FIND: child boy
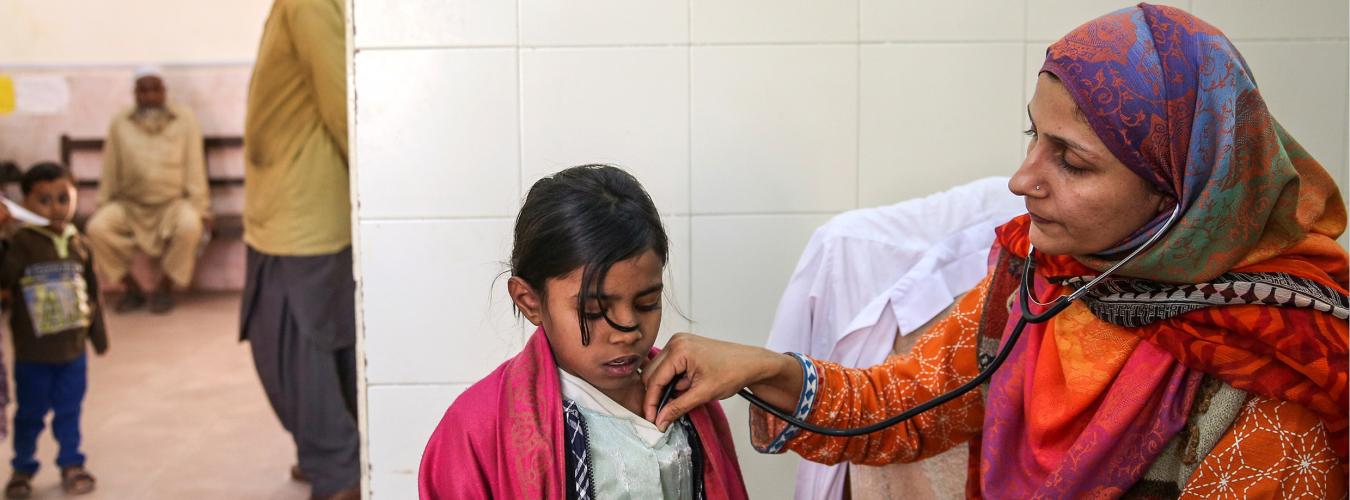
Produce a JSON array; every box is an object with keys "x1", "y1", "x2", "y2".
[{"x1": 1, "y1": 163, "x2": 107, "y2": 498}]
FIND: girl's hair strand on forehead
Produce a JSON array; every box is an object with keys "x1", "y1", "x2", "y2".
[{"x1": 509, "y1": 164, "x2": 669, "y2": 345}]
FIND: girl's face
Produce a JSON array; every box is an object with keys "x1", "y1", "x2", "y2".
[{"x1": 509, "y1": 249, "x2": 664, "y2": 398}]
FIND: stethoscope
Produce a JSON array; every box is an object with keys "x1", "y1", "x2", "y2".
[{"x1": 659, "y1": 205, "x2": 1182, "y2": 437}]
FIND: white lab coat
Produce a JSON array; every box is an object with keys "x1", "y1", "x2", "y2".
[{"x1": 765, "y1": 177, "x2": 1024, "y2": 500}]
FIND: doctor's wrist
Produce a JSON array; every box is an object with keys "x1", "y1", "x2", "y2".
[{"x1": 745, "y1": 351, "x2": 807, "y2": 412}]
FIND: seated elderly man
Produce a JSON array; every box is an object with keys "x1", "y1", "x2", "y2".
[{"x1": 86, "y1": 67, "x2": 210, "y2": 314}]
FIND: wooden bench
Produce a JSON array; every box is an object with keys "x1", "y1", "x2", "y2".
[{"x1": 58, "y1": 134, "x2": 244, "y2": 239}]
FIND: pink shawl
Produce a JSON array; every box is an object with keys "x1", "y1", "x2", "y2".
[{"x1": 419, "y1": 327, "x2": 749, "y2": 499}]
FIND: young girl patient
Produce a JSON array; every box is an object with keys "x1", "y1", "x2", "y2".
[{"x1": 419, "y1": 165, "x2": 747, "y2": 499}]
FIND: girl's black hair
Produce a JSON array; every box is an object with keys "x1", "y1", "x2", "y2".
[{"x1": 510, "y1": 165, "x2": 668, "y2": 345}]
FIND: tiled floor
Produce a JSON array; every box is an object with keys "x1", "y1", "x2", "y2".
[{"x1": 2, "y1": 292, "x2": 310, "y2": 500}]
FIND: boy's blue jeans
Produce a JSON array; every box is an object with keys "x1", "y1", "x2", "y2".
[{"x1": 11, "y1": 354, "x2": 87, "y2": 474}]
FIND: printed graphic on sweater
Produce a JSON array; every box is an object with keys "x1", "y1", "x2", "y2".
[{"x1": 20, "y1": 261, "x2": 90, "y2": 336}]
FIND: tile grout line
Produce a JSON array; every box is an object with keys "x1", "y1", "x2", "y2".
[
  {"x1": 349, "y1": 38, "x2": 1349, "y2": 53},
  {"x1": 515, "y1": 0, "x2": 524, "y2": 207},
  {"x1": 686, "y1": 0, "x2": 695, "y2": 326},
  {"x1": 367, "y1": 382, "x2": 475, "y2": 388},
  {"x1": 360, "y1": 211, "x2": 852, "y2": 223},
  {"x1": 1023, "y1": 0, "x2": 1031, "y2": 163},
  {"x1": 1022, "y1": 42, "x2": 1031, "y2": 157},
  {"x1": 515, "y1": 0, "x2": 526, "y2": 348},
  {"x1": 855, "y1": 0, "x2": 862, "y2": 210}
]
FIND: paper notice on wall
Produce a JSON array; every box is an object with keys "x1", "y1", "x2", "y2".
[
  {"x1": 0, "y1": 75, "x2": 14, "y2": 115},
  {"x1": 11, "y1": 75, "x2": 70, "y2": 115}
]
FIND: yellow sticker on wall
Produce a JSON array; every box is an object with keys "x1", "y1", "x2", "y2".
[{"x1": 0, "y1": 75, "x2": 14, "y2": 115}]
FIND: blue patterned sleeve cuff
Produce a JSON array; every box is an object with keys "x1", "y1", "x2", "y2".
[{"x1": 761, "y1": 352, "x2": 819, "y2": 453}]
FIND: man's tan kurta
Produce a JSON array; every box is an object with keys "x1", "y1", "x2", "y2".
[
  {"x1": 240, "y1": 1, "x2": 358, "y2": 495},
  {"x1": 86, "y1": 103, "x2": 208, "y2": 287},
  {"x1": 243, "y1": 0, "x2": 349, "y2": 256}
]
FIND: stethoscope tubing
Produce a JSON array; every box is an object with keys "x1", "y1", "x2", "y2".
[{"x1": 722, "y1": 206, "x2": 1182, "y2": 438}]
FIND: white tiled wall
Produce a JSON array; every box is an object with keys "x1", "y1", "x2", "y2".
[
  {"x1": 691, "y1": 0, "x2": 859, "y2": 44},
  {"x1": 352, "y1": 0, "x2": 516, "y2": 48},
  {"x1": 349, "y1": 1, "x2": 1349, "y2": 498},
  {"x1": 354, "y1": 49, "x2": 521, "y2": 219},
  {"x1": 520, "y1": 0, "x2": 687, "y2": 46},
  {"x1": 691, "y1": 45, "x2": 859, "y2": 214},
  {"x1": 520, "y1": 47, "x2": 690, "y2": 214},
  {"x1": 859, "y1": 43, "x2": 1025, "y2": 206}
]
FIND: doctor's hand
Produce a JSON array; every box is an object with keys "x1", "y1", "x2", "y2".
[{"x1": 642, "y1": 333, "x2": 806, "y2": 432}]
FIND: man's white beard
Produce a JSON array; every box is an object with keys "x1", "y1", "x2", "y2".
[{"x1": 131, "y1": 107, "x2": 174, "y2": 135}]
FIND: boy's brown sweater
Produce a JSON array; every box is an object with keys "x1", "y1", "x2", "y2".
[{"x1": 0, "y1": 226, "x2": 108, "y2": 363}]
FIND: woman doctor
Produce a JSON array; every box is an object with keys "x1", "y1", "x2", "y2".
[{"x1": 643, "y1": 4, "x2": 1349, "y2": 497}]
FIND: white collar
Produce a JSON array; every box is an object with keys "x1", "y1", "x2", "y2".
[{"x1": 558, "y1": 368, "x2": 668, "y2": 446}]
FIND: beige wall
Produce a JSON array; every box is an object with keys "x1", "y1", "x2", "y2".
[
  {"x1": 0, "y1": 0, "x2": 272, "y2": 65},
  {"x1": 0, "y1": 0, "x2": 271, "y2": 290},
  {"x1": 0, "y1": 66, "x2": 253, "y2": 291}
]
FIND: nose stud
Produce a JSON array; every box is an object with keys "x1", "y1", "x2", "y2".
[{"x1": 1034, "y1": 185, "x2": 1042, "y2": 191}]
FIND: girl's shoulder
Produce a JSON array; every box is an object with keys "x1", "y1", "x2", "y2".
[
  {"x1": 421, "y1": 371, "x2": 507, "y2": 470},
  {"x1": 438, "y1": 365, "x2": 510, "y2": 433},
  {"x1": 436, "y1": 345, "x2": 557, "y2": 434}
]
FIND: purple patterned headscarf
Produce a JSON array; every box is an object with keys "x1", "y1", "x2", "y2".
[{"x1": 1040, "y1": 3, "x2": 1345, "y2": 283}]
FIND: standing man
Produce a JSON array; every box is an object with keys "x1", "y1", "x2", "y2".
[
  {"x1": 86, "y1": 67, "x2": 210, "y2": 314},
  {"x1": 240, "y1": 0, "x2": 358, "y2": 499}
]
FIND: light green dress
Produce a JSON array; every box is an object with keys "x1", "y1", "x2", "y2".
[{"x1": 559, "y1": 369, "x2": 695, "y2": 499}]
